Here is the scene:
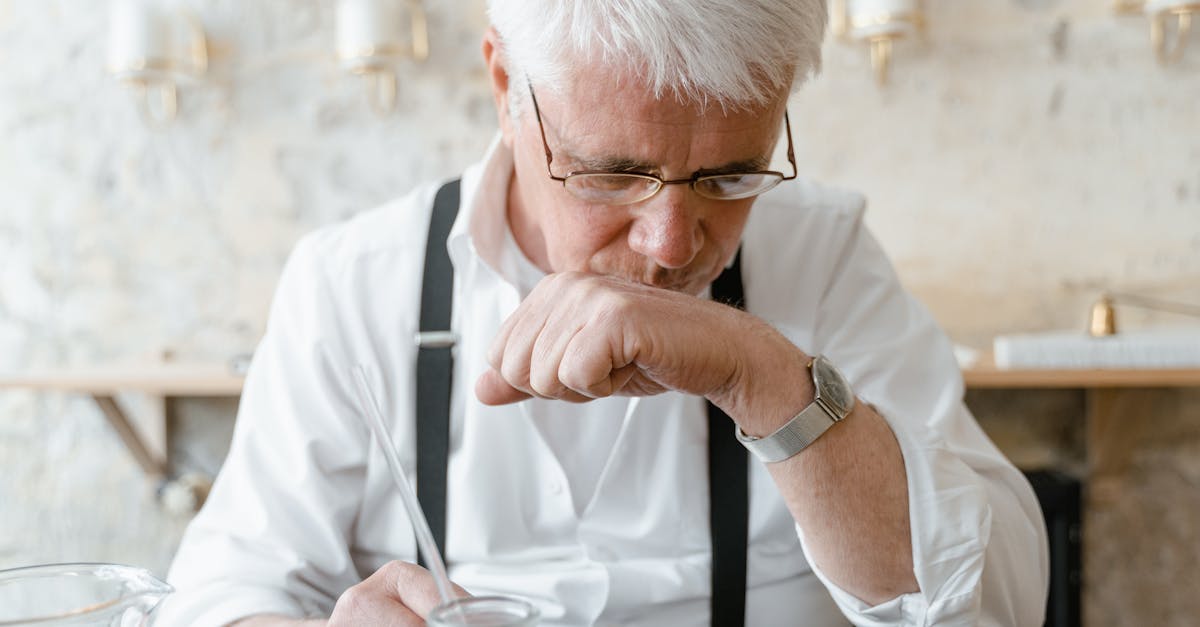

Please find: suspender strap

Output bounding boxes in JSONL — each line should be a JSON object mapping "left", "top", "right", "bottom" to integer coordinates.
{"left": 707, "top": 250, "right": 749, "bottom": 627}
{"left": 414, "top": 181, "right": 748, "bottom": 625}
{"left": 415, "top": 179, "right": 461, "bottom": 568}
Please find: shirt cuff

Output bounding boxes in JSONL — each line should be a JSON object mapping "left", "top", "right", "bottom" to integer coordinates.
{"left": 792, "top": 405, "right": 994, "bottom": 626}
{"left": 794, "top": 523, "right": 982, "bottom": 627}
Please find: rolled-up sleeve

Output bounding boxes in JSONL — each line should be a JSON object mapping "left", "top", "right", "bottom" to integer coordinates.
{"left": 800, "top": 212, "right": 1049, "bottom": 626}
{"left": 159, "top": 234, "right": 368, "bottom": 626}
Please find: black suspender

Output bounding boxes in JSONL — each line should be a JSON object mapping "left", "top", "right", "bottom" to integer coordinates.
{"left": 707, "top": 250, "right": 750, "bottom": 627}
{"left": 415, "top": 179, "right": 749, "bottom": 626}
{"left": 415, "top": 179, "right": 460, "bottom": 567}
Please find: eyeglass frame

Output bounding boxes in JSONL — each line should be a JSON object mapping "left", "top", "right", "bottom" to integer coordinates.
{"left": 526, "top": 83, "right": 798, "bottom": 205}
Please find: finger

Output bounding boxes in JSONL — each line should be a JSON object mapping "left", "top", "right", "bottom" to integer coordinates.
{"left": 615, "top": 369, "right": 669, "bottom": 396}
{"left": 558, "top": 325, "right": 629, "bottom": 398}
{"left": 476, "top": 368, "right": 534, "bottom": 405}
{"left": 486, "top": 275, "right": 555, "bottom": 370}
{"left": 496, "top": 310, "right": 554, "bottom": 398}
{"left": 330, "top": 570, "right": 422, "bottom": 626}
{"left": 608, "top": 363, "right": 641, "bottom": 394}
{"left": 486, "top": 295, "right": 531, "bottom": 370}
{"left": 383, "top": 561, "right": 471, "bottom": 619}
{"left": 528, "top": 319, "right": 584, "bottom": 399}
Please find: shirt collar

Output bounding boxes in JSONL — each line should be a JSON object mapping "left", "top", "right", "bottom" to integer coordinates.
{"left": 447, "top": 133, "right": 546, "bottom": 293}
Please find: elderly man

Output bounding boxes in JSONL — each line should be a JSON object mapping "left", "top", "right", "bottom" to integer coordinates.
{"left": 163, "top": 1, "right": 1048, "bottom": 625}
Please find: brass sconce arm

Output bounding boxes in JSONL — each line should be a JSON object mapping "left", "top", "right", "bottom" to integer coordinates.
{"left": 1088, "top": 292, "right": 1200, "bottom": 337}
{"left": 336, "top": 0, "right": 431, "bottom": 113}
{"left": 1113, "top": 0, "right": 1199, "bottom": 65}
{"left": 831, "top": 0, "right": 926, "bottom": 86}
{"left": 1150, "top": 4, "right": 1197, "bottom": 65}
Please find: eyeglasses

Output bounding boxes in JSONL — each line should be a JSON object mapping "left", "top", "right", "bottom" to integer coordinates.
{"left": 528, "top": 84, "right": 798, "bottom": 206}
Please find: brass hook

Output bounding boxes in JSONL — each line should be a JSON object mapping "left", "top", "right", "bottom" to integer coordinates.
{"left": 1088, "top": 295, "right": 1118, "bottom": 337}
{"left": 368, "top": 69, "right": 397, "bottom": 114}
{"left": 1151, "top": 7, "right": 1194, "bottom": 65}
{"left": 870, "top": 37, "right": 893, "bottom": 86}
{"left": 831, "top": 0, "right": 850, "bottom": 40}
{"left": 409, "top": 0, "right": 429, "bottom": 61}
{"left": 136, "top": 80, "right": 177, "bottom": 126}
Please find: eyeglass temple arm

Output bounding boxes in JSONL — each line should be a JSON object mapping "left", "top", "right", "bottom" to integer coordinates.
{"left": 782, "top": 110, "right": 797, "bottom": 180}
{"left": 526, "top": 83, "right": 560, "bottom": 179}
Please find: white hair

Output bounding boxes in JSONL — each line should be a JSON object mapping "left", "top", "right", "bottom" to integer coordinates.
{"left": 487, "top": 0, "right": 828, "bottom": 112}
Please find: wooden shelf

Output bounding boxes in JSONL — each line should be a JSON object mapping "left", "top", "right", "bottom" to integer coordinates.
{"left": 0, "top": 363, "right": 244, "bottom": 501}
{"left": 963, "top": 363, "right": 1200, "bottom": 389}
{"left": 6, "top": 359, "right": 1200, "bottom": 396}
{"left": 0, "top": 364, "right": 244, "bottom": 396}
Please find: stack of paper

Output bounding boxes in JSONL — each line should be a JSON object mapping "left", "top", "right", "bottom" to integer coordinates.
{"left": 993, "top": 329, "right": 1200, "bottom": 369}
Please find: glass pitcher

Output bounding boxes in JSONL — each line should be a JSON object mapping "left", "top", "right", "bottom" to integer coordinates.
{"left": 0, "top": 563, "right": 172, "bottom": 626}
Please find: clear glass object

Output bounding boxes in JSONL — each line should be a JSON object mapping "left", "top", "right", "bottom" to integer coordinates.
{"left": 427, "top": 595, "right": 540, "bottom": 627}
{"left": 0, "top": 563, "right": 172, "bottom": 626}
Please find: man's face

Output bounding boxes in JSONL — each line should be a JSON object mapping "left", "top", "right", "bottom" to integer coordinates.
{"left": 500, "top": 67, "right": 788, "bottom": 296}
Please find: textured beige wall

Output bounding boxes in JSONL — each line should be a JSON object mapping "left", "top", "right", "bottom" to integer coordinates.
{"left": 795, "top": 1, "right": 1200, "bottom": 345}
{"left": 0, "top": 0, "right": 493, "bottom": 577}
{"left": 1, "top": 0, "right": 1197, "bottom": 623}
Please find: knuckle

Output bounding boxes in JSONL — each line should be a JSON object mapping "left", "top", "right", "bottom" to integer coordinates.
{"left": 382, "top": 559, "right": 409, "bottom": 576}
{"left": 499, "top": 356, "right": 530, "bottom": 388}
{"left": 486, "top": 342, "right": 503, "bottom": 369}
{"left": 529, "top": 367, "right": 563, "bottom": 398}
{"left": 592, "top": 299, "right": 627, "bottom": 328}
{"left": 559, "top": 363, "right": 603, "bottom": 398}
{"left": 579, "top": 274, "right": 611, "bottom": 297}
{"left": 337, "top": 582, "right": 372, "bottom": 615}
{"left": 538, "top": 272, "right": 572, "bottom": 294}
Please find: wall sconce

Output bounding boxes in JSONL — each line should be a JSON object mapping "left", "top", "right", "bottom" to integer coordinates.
{"left": 336, "top": 0, "right": 430, "bottom": 113}
{"left": 831, "top": 0, "right": 926, "bottom": 85}
{"left": 1147, "top": 0, "right": 1197, "bottom": 65}
{"left": 106, "top": 0, "right": 208, "bottom": 125}
{"left": 1113, "top": 0, "right": 1198, "bottom": 65}
{"left": 1087, "top": 292, "right": 1200, "bottom": 337}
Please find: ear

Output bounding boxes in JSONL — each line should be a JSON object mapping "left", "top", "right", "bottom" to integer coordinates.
{"left": 481, "top": 27, "right": 517, "bottom": 149}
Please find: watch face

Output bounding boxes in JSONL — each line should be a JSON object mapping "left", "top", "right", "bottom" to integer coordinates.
{"left": 812, "top": 356, "right": 855, "bottom": 418}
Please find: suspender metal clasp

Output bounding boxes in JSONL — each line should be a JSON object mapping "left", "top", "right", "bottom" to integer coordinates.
{"left": 415, "top": 330, "right": 458, "bottom": 349}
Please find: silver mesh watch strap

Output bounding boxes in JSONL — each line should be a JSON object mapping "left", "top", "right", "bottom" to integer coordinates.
{"left": 734, "top": 355, "right": 855, "bottom": 464}
{"left": 735, "top": 402, "right": 837, "bottom": 463}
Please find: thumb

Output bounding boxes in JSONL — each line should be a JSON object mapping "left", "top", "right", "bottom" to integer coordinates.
{"left": 383, "top": 561, "right": 472, "bottom": 619}
{"left": 475, "top": 368, "right": 533, "bottom": 405}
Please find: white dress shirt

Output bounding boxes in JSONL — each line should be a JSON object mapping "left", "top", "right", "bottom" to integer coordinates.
{"left": 161, "top": 137, "right": 1049, "bottom": 626}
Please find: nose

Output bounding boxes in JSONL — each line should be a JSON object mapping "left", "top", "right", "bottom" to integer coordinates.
{"left": 627, "top": 185, "right": 703, "bottom": 269}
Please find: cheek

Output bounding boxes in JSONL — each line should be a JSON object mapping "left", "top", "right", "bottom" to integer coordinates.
{"left": 544, "top": 204, "right": 632, "bottom": 269}
{"left": 706, "top": 202, "right": 754, "bottom": 250}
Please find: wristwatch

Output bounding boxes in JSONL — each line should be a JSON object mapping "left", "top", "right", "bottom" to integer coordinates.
{"left": 734, "top": 355, "right": 856, "bottom": 463}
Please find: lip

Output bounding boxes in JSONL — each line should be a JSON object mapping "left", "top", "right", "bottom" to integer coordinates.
{"left": 640, "top": 277, "right": 697, "bottom": 292}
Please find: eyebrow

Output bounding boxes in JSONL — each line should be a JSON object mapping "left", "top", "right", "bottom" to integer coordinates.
{"left": 562, "top": 151, "right": 771, "bottom": 176}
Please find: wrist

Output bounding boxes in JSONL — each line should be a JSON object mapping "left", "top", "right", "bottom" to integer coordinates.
{"left": 712, "top": 323, "right": 814, "bottom": 436}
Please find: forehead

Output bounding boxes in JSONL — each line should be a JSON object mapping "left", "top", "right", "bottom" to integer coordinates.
{"left": 532, "top": 70, "right": 787, "bottom": 170}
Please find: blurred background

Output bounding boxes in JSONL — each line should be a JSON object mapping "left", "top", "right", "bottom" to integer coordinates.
{"left": 0, "top": 1, "right": 1197, "bottom": 625}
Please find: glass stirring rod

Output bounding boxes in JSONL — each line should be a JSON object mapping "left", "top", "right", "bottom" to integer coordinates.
{"left": 351, "top": 364, "right": 460, "bottom": 609}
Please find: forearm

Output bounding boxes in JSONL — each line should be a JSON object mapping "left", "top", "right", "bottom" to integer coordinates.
{"left": 231, "top": 616, "right": 325, "bottom": 627}
{"left": 767, "top": 402, "right": 916, "bottom": 604}
{"left": 719, "top": 323, "right": 917, "bottom": 604}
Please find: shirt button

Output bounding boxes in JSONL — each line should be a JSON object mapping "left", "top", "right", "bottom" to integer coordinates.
{"left": 549, "top": 481, "right": 563, "bottom": 495}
